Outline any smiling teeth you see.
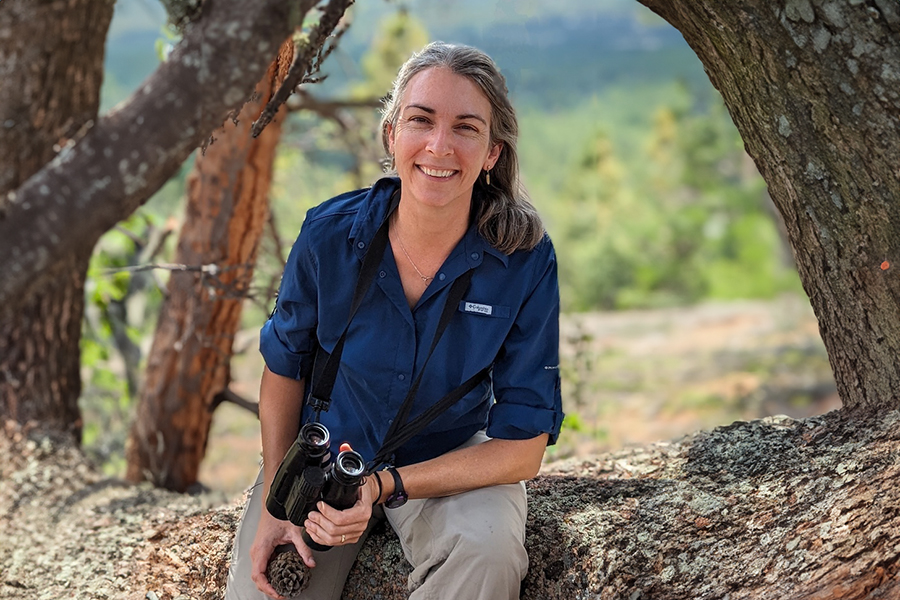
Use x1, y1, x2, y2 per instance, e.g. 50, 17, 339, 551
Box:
421, 167, 455, 178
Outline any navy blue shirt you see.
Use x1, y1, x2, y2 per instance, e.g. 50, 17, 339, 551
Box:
260, 177, 563, 467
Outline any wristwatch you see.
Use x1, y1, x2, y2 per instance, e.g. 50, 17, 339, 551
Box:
383, 467, 409, 509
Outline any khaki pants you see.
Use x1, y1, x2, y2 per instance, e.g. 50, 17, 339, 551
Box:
225, 432, 528, 600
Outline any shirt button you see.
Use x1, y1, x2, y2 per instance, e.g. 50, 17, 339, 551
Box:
379, 270, 386, 278
357, 241, 365, 249
471, 252, 480, 260
438, 273, 446, 281
398, 374, 405, 381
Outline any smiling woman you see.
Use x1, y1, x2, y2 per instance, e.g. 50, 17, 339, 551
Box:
224, 42, 563, 600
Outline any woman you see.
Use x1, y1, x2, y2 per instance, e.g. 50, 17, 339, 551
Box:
226, 42, 563, 600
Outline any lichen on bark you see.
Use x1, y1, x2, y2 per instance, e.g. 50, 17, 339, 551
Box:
161, 0, 204, 31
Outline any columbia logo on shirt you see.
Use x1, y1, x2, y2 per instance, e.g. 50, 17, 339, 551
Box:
464, 302, 493, 316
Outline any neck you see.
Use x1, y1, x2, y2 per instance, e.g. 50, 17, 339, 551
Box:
393, 193, 472, 250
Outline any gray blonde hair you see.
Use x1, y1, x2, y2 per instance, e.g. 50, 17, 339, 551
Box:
380, 42, 544, 254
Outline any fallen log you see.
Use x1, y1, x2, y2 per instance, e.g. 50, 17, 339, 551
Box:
2, 409, 899, 599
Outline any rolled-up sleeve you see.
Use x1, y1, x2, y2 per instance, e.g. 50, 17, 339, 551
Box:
259, 223, 318, 380
486, 237, 564, 445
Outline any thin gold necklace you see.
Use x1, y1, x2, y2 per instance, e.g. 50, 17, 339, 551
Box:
394, 226, 434, 283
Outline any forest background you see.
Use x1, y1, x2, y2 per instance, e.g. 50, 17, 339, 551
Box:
83, 0, 836, 494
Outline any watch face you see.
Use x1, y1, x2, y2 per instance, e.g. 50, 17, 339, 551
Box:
385, 491, 409, 509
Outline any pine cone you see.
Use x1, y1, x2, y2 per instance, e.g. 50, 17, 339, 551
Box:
266, 546, 310, 598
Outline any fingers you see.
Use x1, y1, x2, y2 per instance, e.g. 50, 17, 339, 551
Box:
249, 542, 285, 600
304, 501, 371, 546
289, 533, 317, 568
249, 515, 317, 597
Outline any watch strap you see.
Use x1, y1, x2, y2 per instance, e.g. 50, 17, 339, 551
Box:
384, 467, 408, 508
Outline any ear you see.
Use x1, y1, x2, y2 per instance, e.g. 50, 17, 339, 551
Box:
387, 122, 396, 155
485, 142, 503, 170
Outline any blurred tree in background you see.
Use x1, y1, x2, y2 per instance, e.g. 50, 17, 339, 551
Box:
549, 87, 800, 311
354, 9, 429, 98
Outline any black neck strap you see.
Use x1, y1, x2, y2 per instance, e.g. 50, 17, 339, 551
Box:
307, 191, 397, 416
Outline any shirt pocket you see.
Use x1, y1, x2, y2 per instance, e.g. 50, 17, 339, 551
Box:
457, 300, 510, 319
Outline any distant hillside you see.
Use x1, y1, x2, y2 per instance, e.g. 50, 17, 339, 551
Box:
101, 0, 709, 110
444, 15, 704, 107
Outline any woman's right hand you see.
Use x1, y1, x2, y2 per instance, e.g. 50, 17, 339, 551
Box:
249, 509, 316, 599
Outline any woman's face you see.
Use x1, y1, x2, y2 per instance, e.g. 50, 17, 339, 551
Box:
388, 67, 502, 213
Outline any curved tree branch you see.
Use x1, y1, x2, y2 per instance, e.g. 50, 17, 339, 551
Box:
0, 0, 308, 310
251, 0, 356, 137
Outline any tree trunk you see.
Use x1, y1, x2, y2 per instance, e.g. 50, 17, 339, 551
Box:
0, 0, 114, 436
0, 0, 112, 195
345, 413, 900, 600
636, 0, 900, 414
125, 42, 294, 491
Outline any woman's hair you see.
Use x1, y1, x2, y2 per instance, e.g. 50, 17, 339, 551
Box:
380, 42, 545, 254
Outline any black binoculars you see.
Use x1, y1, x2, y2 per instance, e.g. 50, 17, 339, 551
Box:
265, 422, 366, 551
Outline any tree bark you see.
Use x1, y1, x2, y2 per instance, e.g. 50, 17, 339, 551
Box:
0, 0, 305, 311
0, 0, 112, 195
636, 0, 900, 414
126, 41, 293, 492
0, 0, 114, 435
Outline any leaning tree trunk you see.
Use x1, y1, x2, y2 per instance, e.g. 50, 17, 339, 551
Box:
125, 42, 294, 492
0, 0, 114, 438
637, 0, 900, 413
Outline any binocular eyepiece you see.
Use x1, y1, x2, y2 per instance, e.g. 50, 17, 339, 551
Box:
265, 422, 366, 551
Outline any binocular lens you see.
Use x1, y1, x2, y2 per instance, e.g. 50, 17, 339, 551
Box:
335, 451, 365, 477
301, 423, 330, 449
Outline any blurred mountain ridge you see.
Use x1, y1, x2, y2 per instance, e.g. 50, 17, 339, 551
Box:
102, 0, 705, 109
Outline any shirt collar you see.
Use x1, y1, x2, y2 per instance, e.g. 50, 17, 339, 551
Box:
349, 177, 400, 261
463, 219, 509, 268
349, 177, 509, 268
468, 186, 510, 268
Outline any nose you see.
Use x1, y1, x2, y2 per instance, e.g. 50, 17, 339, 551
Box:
425, 126, 452, 156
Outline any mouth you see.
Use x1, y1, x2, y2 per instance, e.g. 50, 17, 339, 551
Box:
418, 166, 458, 179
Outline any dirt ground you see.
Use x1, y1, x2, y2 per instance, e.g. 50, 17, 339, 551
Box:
199, 294, 838, 495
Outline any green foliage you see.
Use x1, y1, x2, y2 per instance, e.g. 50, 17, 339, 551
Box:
154, 25, 180, 63
82, 210, 173, 474
80, 332, 131, 476
354, 10, 429, 99
527, 84, 802, 311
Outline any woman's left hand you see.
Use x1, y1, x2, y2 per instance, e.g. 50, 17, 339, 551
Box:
303, 474, 381, 546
